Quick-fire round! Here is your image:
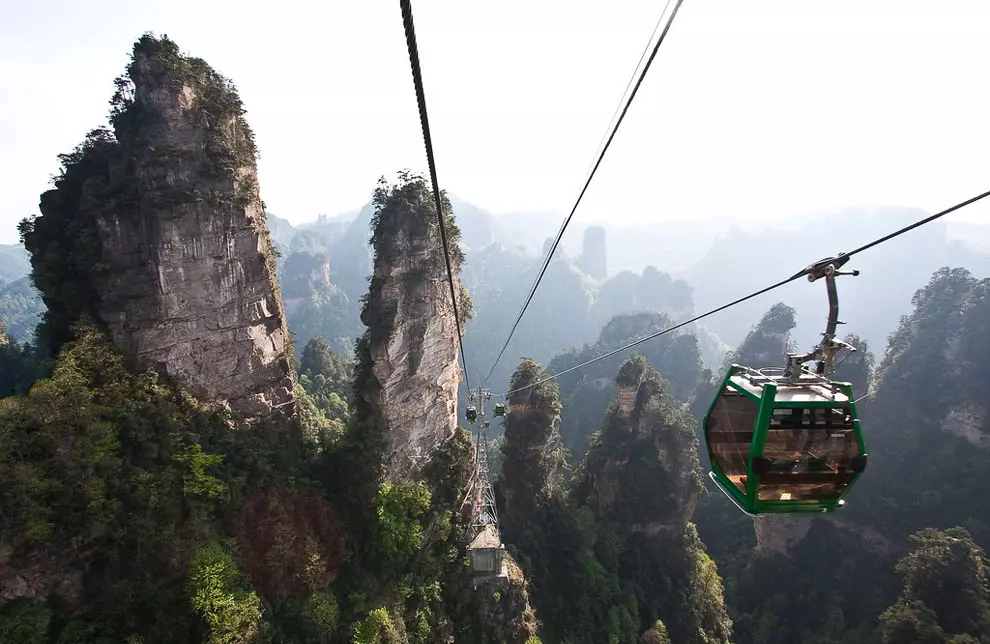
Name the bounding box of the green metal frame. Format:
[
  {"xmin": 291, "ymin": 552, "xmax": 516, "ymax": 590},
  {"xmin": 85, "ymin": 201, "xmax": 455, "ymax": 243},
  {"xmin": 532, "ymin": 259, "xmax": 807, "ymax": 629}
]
[{"xmin": 703, "ymin": 364, "xmax": 868, "ymax": 516}]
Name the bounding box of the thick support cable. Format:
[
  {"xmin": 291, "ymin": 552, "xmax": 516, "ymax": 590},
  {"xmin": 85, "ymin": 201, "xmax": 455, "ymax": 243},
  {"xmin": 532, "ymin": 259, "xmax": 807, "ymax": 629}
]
[
  {"xmin": 484, "ymin": 0, "xmax": 688, "ymax": 385},
  {"xmin": 399, "ymin": 0, "xmax": 472, "ymax": 392}
]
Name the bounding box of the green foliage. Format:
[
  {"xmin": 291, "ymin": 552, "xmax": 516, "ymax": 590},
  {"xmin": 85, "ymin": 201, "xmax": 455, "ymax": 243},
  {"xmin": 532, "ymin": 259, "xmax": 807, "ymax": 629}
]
[
  {"xmin": 294, "ymin": 336, "xmax": 351, "ymax": 448},
  {"xmin": 0, "ymin": 334, "xmax": 50, "ymax": 398},
  {"xmin": 19, "ymin": 127, "xmax": 120, "ymax": 354},
  {"xmin": 303, "ymin": 590, "xmax": 341, "ymax": 640},
  {"xmin": 639, "ymin": 619, "xmax": 672, "ymax": 644},
  {"xmin": 0, "ymin": 597, "xmax": 52, "ymax": 644},
  {"xmin": 506, "ymin": 355, "xmax": 729, "ymax": 644},
  {"xmin": 0, "ymin": 327, "xmax": 313, "ymax": 641},
  {"xmin": 370, "ymin": 481, "xmax": 431, "ymax": 572},
  {"xmin": 877, "ymin": 600, "xmax": 946, "ymax": 644},
  {"xmin": 295, "ymin": 383, "xmax": 344, "ymax": 449},
  {"xmin": 299, "ymin": 336, "xmax": 353, "ymax": 404},
  {"xmin": 323, "ymin": 333, "xmax": 388, "ymax": 533},
  {"xmin": 873, "ymin": 527, "xmax": 990, "ymax": 643},
  {"xmin": 848, "ymin": 268, "xmax": 990, "ymax": 546},
  {"xmin": 173, "ymin": 443, "xmax": 227, "ymax": 499},
  {"xmin": 188, "ymin": 542, "xmax": 264, "ymax": 643},
  {"xmin": 286, "ymin": 288, "xmax": 363, "ymax": 360},
  {"xmin": 352, "ymin": 607, "xmax": 402, "ymax": 644}
]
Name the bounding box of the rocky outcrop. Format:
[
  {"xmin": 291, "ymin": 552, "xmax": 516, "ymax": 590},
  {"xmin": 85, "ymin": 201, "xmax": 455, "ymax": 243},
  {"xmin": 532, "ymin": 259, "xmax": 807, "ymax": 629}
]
[
  {"xmin": 576, "ymin": 355, "xmax": 703, "ymax": 534},
  {"xmin": 472, "ymin": 555, "xmax": 539, "ymax": 644},
  {"xmin": 753, "ymin": 515, "xmax": 814, "ymax": 556},
  {"xmin": 24, "ymin": 35, "xmax": 294, "ymax": 419},
  {"xmin": 499, "ymin": 359, "xmax": 565, "ymax": 530},
  {"xmin": 577, "ymin": 225, "xmax": 607, "ymax": 280},
  {"xmin": 358, "ymin": 174, "xmax": 471, "ymax": 481},
  {"xmin": 724, "ymin": 302, "xmax": 795, "ymax": 370},
  {"xmin": 553, "ymin": 312, "xmax": 704, "ymax": 460}
]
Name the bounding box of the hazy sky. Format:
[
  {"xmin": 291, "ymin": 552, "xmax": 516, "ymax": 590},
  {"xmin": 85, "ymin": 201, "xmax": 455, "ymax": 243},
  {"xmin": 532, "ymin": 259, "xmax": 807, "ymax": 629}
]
[{"xmin": 2, "ymin": 0, "xmax": 990, "ymax": 245}]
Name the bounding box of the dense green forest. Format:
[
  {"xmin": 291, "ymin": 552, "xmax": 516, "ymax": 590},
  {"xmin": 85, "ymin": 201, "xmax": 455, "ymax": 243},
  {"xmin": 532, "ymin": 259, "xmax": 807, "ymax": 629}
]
[{"xmin": 2, "ymin": 32, "xmax": 989, "ymax": 644}]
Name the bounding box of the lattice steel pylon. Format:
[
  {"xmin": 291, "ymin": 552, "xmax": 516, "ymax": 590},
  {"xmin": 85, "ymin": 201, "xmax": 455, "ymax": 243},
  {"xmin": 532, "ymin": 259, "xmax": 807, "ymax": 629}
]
[{"xmin": 467, "ymin": 388, "xmax": 501, "ymax": 543}]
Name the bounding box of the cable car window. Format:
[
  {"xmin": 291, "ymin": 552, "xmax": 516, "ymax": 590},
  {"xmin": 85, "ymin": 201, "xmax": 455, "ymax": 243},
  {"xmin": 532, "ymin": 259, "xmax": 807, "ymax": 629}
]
[
  {"xmin": 758, "ymin": 406, "xmax": 862, "ymax": 502},
  {"xmin": 705, "ymin": 388, "xmax": 758, "ymax": 494}
]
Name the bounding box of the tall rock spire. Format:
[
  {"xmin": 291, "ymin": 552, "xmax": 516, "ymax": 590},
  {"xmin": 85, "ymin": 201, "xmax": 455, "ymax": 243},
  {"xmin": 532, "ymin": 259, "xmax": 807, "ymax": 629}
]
[
  {"xmin": 357, "ymin": 172, "xmax": 472, "ymax": 481},
  {"xmin": 22, "ymin": 34, "xmax": 294, "ymax": 419}
]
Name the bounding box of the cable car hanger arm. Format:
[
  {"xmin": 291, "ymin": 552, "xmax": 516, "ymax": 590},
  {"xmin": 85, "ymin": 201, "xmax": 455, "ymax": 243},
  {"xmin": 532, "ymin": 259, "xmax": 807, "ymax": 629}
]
[{"xmin": 784, "ymin": 254, "xmax": 860, "ymax": 380}]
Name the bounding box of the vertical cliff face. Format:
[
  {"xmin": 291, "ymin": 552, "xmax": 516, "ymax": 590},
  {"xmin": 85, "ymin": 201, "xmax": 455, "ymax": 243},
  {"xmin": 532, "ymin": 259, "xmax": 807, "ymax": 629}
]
[
  {"xmin": 358, "ymin": 173, "xmax": 471, "ymax": 481},
  {"xmin": 22, "ymin": 35, "xmax": 294, "ymax": 419},
  {"xmin": 577, "ymin": 355, "xmax": 703, "ymax": 535},
  {"xmin": 499, "ymin": 358, "xmax": 565, "ymax": 531},
  {"xmin": 577, "ymin": 225, "xmax": 607, "ymax": 280}
]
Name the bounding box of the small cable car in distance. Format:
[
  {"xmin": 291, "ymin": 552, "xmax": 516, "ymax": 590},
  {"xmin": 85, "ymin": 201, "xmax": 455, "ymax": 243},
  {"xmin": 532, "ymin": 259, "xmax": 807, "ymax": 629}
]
[
  {"xmin": 703, "ymin": 254, "xmax": 868, "ymax": 516},
  {"xmin": 493, "ymin": 402, "xmax": 507, "ymax": 417},
  {"xmin": 466, "ymin": 406, "xmax": 478, "ymax": 423}
]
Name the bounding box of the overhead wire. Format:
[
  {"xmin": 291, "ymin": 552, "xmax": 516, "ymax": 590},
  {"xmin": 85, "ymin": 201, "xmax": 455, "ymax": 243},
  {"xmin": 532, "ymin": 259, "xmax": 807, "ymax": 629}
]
[
  {"xmin": 483, "ymin": 0, "xmax": 688, "ymax": 385},
  {"xmin": 503, "ymin": 188, "xmax": 990, "ymax": 396},
  {"xmin": 582, "ymin": 0, "xmax": 675, "ymax": 184},
  {"xmin": 398, "ymin": 0, "xmax": 472, "ymax": 392}
]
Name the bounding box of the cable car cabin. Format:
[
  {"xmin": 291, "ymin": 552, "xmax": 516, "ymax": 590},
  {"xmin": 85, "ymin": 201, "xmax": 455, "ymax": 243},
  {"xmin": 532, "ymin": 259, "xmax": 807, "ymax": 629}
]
[
  {"xmin": 466, "ymin": 406, "xmax": 478, "ymax": 423},
  {"xmin": 703, "ymin": 364, "xmax": 867, "ymax": 516},
  {"xmin": 493, "ymin": 402, "xmax": 506, "ymax": 417}
]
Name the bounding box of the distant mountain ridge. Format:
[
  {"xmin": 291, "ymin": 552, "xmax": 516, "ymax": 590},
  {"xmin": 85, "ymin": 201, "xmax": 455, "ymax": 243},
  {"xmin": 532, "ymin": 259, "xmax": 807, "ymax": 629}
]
[{"xmin": 5, "ymin": 199, "xmax": 990, "ymax": 379}]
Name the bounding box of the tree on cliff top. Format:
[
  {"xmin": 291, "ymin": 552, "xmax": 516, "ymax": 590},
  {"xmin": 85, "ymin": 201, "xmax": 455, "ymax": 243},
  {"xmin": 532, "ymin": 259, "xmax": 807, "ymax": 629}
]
[{"xmin": 367, "ymin": 171, "xmax": 472, "ymax": 323}]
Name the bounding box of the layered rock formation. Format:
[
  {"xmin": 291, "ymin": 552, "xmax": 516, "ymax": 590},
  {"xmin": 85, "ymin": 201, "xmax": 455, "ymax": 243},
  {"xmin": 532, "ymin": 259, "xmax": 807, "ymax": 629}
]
[
  {"xmin": 576, "ymin": 355, "xmax": 703, "ymax": 534},
  {"xmin": 358, "ymin": 174, "xmax": 471, "ymax": 480},
  {"xmin": 499, "ymin": 358, "xmax": 565, "ymax": 530},
  {"xmin": 22, "ymin": 35, "xmax": 294, "ymax": 419}
]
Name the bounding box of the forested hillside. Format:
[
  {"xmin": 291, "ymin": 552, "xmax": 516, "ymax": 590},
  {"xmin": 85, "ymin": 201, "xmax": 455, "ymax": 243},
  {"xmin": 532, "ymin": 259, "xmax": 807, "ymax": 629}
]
[{"xmin": 2, "ymin": 27, "xmax": 990, "ymax": 644}]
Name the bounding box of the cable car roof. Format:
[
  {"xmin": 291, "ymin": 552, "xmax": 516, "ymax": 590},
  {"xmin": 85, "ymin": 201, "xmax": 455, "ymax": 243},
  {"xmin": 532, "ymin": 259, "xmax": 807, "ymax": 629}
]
[{"xmin": 727, "ymin": 371, "xmax": 852, "ymax": 405}]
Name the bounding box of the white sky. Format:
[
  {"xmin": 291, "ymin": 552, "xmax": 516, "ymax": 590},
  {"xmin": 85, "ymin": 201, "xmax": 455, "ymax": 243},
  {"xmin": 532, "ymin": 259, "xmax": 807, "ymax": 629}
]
[{"xmin": 2, "ymin": 0, "xmax": 990, "ymax": 245}]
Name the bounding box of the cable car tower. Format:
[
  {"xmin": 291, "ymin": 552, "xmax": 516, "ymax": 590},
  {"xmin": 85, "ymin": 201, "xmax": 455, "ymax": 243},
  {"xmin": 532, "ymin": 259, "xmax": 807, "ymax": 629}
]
[{"xmin": 464, "ymin": 388, "xmax": 506, "ymax": 583}]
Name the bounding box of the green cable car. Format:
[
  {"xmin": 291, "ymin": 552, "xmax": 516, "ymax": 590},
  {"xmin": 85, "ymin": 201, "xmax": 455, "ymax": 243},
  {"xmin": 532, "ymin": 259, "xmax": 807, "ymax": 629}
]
[
  {"xmin": 493, "ymin": 402, "xmax": 507, "ymax": 417},
  {"xmin": 466, "ymin": 406, "xmax": 478, "ymax": 423},
  {"xmin": 703, "ymin": 254, "xmax": 868, "ymax": 516}
]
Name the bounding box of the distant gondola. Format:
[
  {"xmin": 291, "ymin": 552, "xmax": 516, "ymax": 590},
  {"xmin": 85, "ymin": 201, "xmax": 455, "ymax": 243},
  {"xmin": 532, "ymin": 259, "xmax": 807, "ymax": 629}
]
[
  {"xmin": 493, "ymin": 402, "xmax": 506, "ymax": 417},
  {"xmin": 703, "ymin": 254, "xmax": 868, "ymax": 515},
  {"xmin": 466, "ymin": 406, "xmax": 478, "ymax": 423}
]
